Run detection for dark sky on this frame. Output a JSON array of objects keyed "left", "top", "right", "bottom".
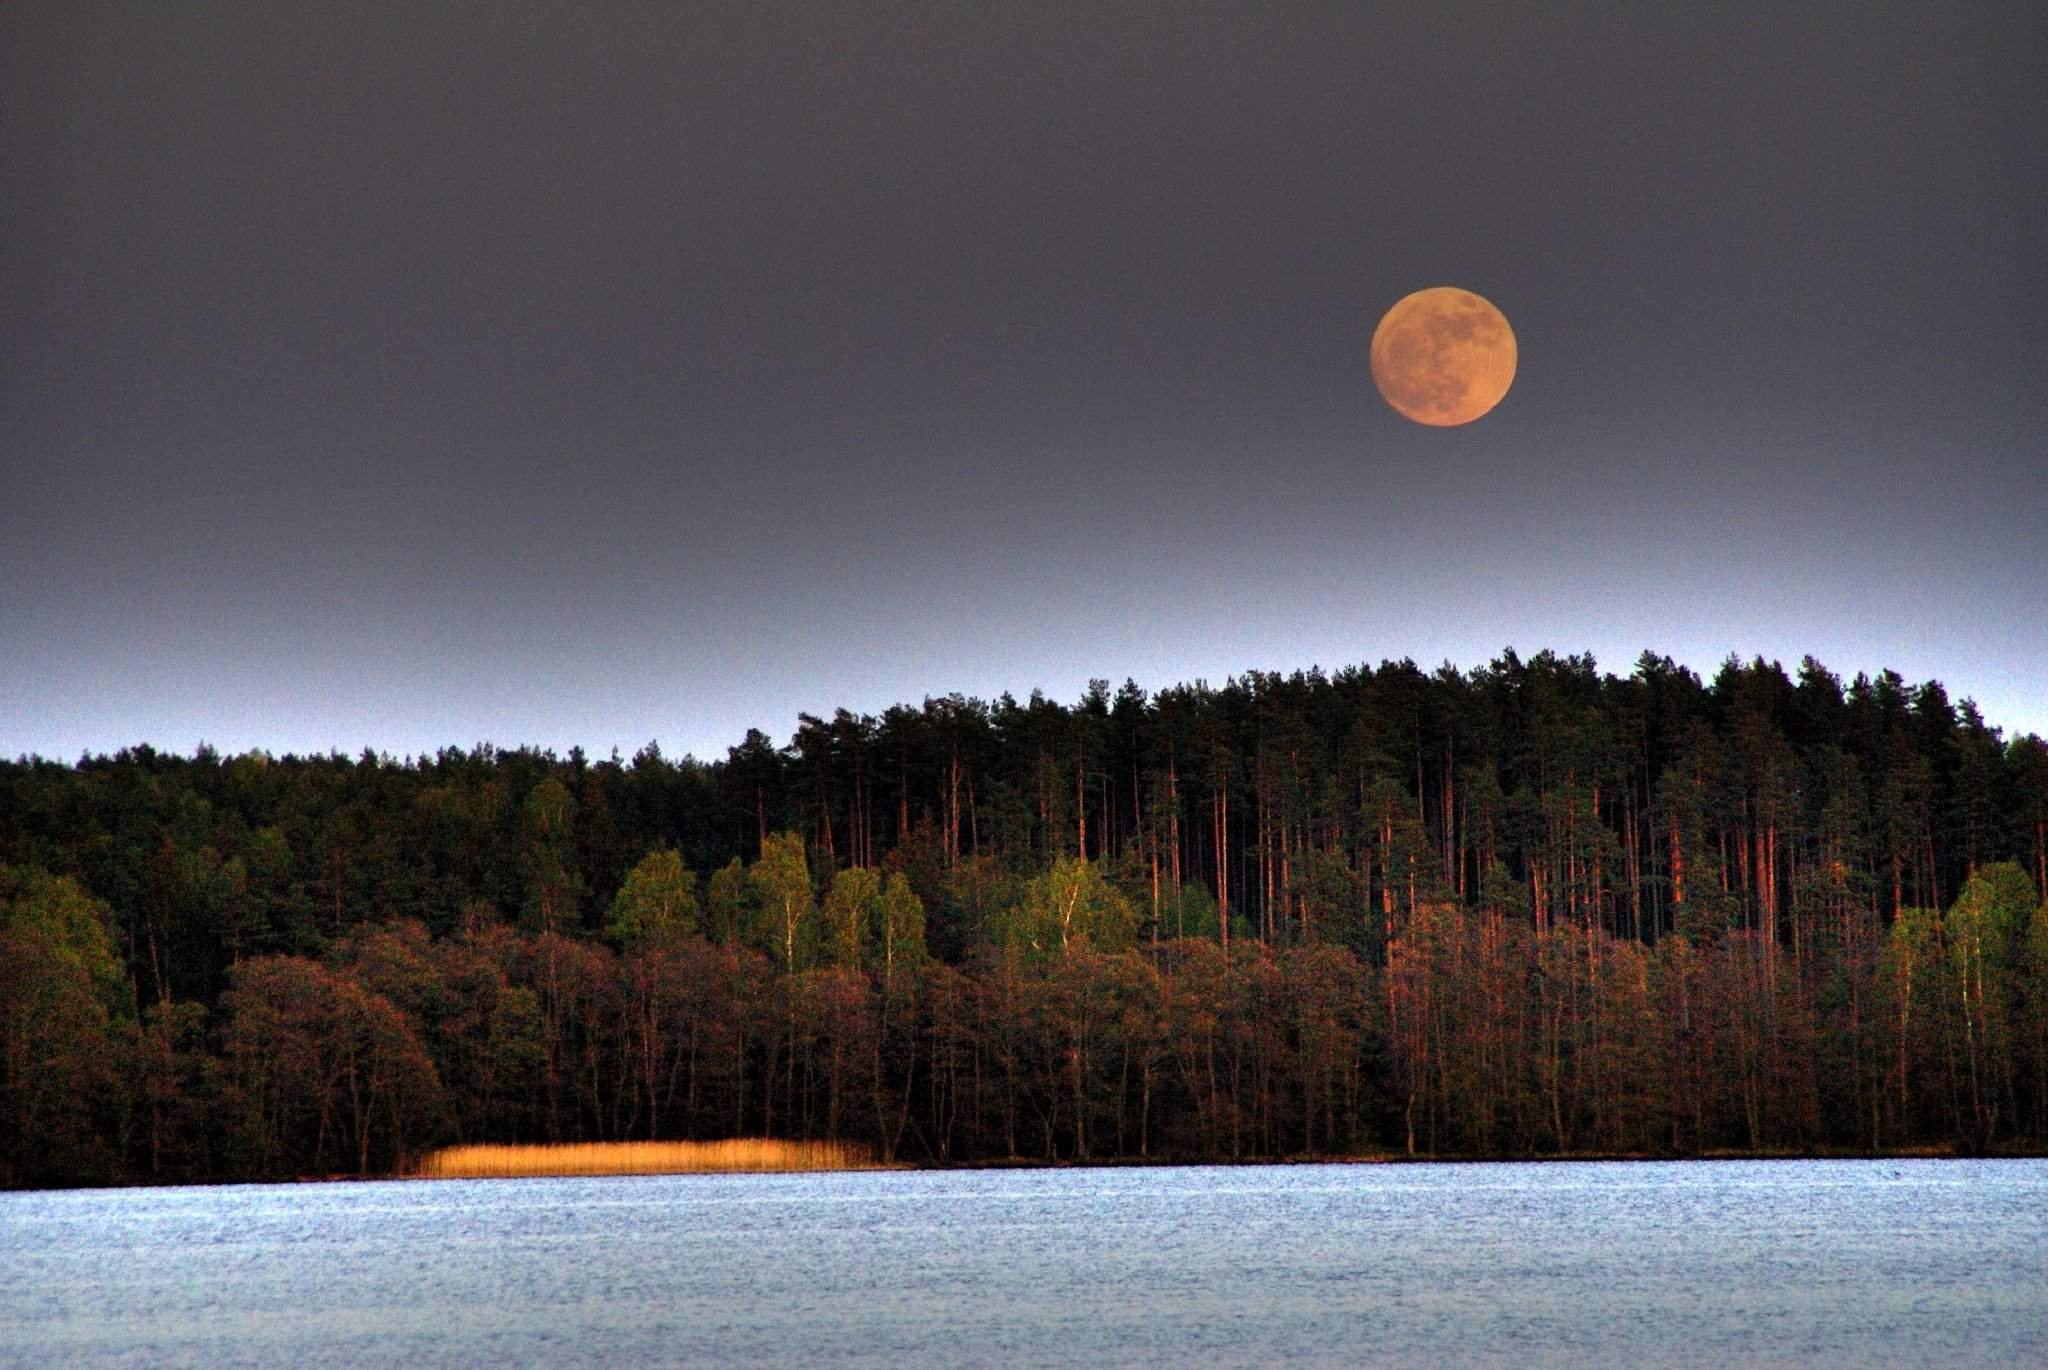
[{"left": 6, "top": 3, "right": 2044, "bottom": 761}]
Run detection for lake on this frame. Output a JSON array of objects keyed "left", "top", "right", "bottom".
[{"left": 3, "top": 1160, "right": 2044, "bottom": 1366}]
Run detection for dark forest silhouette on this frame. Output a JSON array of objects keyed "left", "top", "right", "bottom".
[{"left": 5, "top": 649, "right": 2046, "bottom": 1186}]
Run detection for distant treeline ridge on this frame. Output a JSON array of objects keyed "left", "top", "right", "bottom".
[{"left": 3, "top": 649, "right": 2046, "bottom": 1186}]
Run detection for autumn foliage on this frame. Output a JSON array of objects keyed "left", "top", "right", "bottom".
[{"left": 4, "top": 650, "right": 2048, "bottom": 1186}]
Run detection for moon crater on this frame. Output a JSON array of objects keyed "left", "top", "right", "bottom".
[{"left": 1370, "top": 287, "right": 1517, "bottom": 426}]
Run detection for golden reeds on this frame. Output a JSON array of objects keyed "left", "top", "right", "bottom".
[{"left": 412, "top": 1137, "right": 876, "bottom": 1179}]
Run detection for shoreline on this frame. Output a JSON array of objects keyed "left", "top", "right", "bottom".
[{"left": 16, "top": 1144, "right": 2047, "bottom": 1194}]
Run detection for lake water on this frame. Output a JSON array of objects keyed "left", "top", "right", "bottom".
[{"left": 3, "top": 1160, "right": 2044, "bottom": 1367}]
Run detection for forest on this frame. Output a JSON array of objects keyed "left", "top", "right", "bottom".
[{"left": 4, "top": 649, "right": 2047, "bottom": 1187}]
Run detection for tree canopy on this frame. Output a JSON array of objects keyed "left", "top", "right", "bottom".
[{"left": 4, "top": 648, "right": 2047, "bottom": 1185}]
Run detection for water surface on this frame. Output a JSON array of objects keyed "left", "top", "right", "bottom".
[{"left": 4, "top": 1160, "right": 2043, "bottom": 1366}]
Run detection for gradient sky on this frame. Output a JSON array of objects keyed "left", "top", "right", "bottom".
[{"left": 6, "top": 3, "right": 2044, "bottom": 762}]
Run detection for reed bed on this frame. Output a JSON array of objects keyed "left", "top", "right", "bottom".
[{"left": 413, "top": 1138, "right": 876, "bottom": 1179}]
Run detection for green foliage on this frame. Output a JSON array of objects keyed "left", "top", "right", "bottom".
[
  {"left": 606, "top": 849, "right": 700, "bottom": 948},
  {"left": 0, "top": 870, "right": 129, "bottom": 1184},
  {"left": 1948, "top": 862, "right": 2036, "bottom": 977},
  {"left": 1294, "top": 846, "right": 1363, "bottom": 940},
  {"left": 1885, "top": 905, "right": 1942, "bottom": 981},
  {"left": 705, "top": 857, "right": 760, "bottom": 948},
  {"left": 520, "top": 778, "right": 583, "bottom": 933},
  {"left": 994, "top": 857, "right": 1136, "bottom": 962},
  {"left": 1944, "top": 863, "right": 2038, "bottom": 1140},
  {"left": 0, "top": 866, "right": 129, "bottom": 1018},
  {"left": 878, "top": 871, "right": 926, "bottom": 979},
  {"left": 1165, "top": 882, "right": 1219, "bottom": 943},
  {"left": 6, "top": 651, "right": 2048, "bottom": 1181},
  {"left": 751, "top": 832, "right": 815, "bottom": 974},
  {"left": 822, "top": 866, "right": 881, "bottom": 970}
]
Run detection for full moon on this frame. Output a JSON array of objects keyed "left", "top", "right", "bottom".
[{"left": 1370, "top": 286, "right": 1517, "bottom": 426}]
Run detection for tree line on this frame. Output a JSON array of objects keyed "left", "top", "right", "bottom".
[{"left": 4, "top": 649, "right": 2046, "bottom": 1186}]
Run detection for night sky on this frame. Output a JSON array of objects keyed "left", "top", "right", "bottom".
[{"left": 6, "top": 3, "right": 2044, "bottom": 762}]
